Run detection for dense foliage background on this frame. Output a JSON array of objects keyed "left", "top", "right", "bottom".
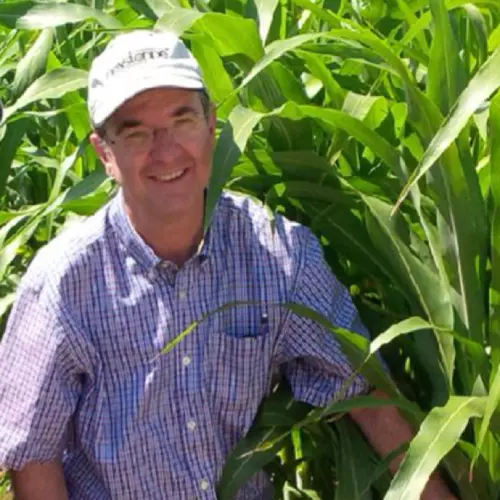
[{"left": 1, "top": 0, "right": 500, "bottom": 498}]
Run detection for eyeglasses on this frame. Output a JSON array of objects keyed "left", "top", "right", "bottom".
[{"left": 106, "top": 112, "right": 207, "bottom": 154}]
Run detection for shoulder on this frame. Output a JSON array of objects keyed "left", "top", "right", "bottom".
[
  {"left": 215, "top": 190, "right": 315, "bottom": 268},
  {"left": 19, "top": 201, "right": 113, "bottom": 299}
]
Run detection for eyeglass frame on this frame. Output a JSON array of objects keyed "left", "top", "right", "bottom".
[{"left": 95, "top": 89, "right": 212, "bottom": 153}]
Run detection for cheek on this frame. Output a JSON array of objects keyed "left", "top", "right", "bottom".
[
  {"left": 195, "top": 135, "right": 214, "bottom": 165},
  {"left": 112, "top": 152, "right": 147, "bottom": 179}
]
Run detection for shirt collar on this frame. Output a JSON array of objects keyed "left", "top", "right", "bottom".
[{"left": 108, "top": 189, "right": 220, "bottom": 270}]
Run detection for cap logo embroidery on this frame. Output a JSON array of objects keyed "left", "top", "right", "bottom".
[{"left": 106, "top": 48, "right": 171, "bottom": 78}]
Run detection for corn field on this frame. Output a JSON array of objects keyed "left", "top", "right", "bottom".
[{"left": 1, "top": 0, "right": 500, "bottom": 498}]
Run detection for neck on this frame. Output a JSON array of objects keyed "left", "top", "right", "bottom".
[{"left": 125, "top": 199, "right": 204, "bottom": 268}]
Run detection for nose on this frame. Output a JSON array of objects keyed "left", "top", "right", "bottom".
[{"left": 149, "top": 128, "right": 183, "bottom": 159}]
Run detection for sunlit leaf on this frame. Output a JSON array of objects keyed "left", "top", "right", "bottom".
[
  {"left": 385, "top": 397, "right": 487, "bottom": 500},
  {"left": 3, "top": 67, "right": 88, "bottom": 122}
]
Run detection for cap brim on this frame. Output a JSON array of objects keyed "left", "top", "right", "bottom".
[{"left": 92, "top": 73, "right": 204, "bottom": 128}]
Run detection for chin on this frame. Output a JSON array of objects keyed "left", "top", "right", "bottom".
[{"left": 153, "top": 201, "right": 194, "bottom": 220}]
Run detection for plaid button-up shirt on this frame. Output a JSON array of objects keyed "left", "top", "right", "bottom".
[{"left": 0, "top": 190, "right": 370, "bottom": 499}]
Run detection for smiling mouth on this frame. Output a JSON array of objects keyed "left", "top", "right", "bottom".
[{"left": 150, "top": 169, "right": 187, "bottom": 183}]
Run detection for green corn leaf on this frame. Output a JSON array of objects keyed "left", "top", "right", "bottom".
[
  {"left": 255, "top": 385, "right": 312, "bottom": 428},
  {"left": 363, "top": 196, "right": 453, "bottom": 403},
  {"left": 266, "top": 181, "right": 355, "bottom": 206},
  {"left": 47, "top": 52, "right": 90, "bottom": 142},
  {"left": 237, "top": 33, "right": 323, "bottom": 94},
  {"left": 49, "top": 137, "right": 89, "bottom": 203},
  {"left": 204, "top": 100, "right": 412, "bottom": 247},
  {"left": 427, "top": 0, "right": 467, "bottom": 115},
  {"left": 395, "top": 44, "right": 500, "bottom": 209},
  {"left": 0, "top": 1, "right": 33, "bottom": 29},
  {"left": 0, "top": 118, "right": 29, "bottom": 198},
  {"left": 0, "top": 213, "right": 31, "bottom": 249},
  {"left": 156, "top": 10, "right": 264, "bottom": 62},
  {"left": 154, "top": 6, "right": 201, "bottom": 35},
  {"left": 312, "top": 395, "right": 421, "bottom": 423},
  {"left": 0, "top": 62, "right": 17, "bottom": 80},
  {"left": 334, "top": 418, "right": 377, "bottom": 500},
  {"left": 0, "top": 1, "right": 122, "bottom": 30},
  {"left": 252, "top": 0, "right": 279, "bottom": 45},
  {"left": 488, "top": 91, "right": 500, "bottom": 369},
  {"left": 460, "top": 3, "right": 489, "bottom": 71},
  {"left": 61, "top": 167, "right": 109, "bottom": 206},
  {"left": 471, "top": 367, "right": 500, "bottom": 475},
  {"left": 385, "top": 397, "right": 488, "bottom": 500},
  {"left": 0, "top": 293, "right": 15, "bottom": 322},
  {"left": 369, "top": 316, "right": 484, "bottom": 377},
  {"left": 290, "top": 0, "right": 342, "bottom": 28},
  {"left": 294, "top": 50, "right": 345, "bottom": 108},
  {"left": 144, "top": 0, "right": 180, "bottom": 18},
  {"left": 369, "top": 317, "right": 449, "bottom": 356},
  {"left": 363, "top": 196, "right": 453, "bottom": 330},
  {"left": 204, "top": 106, "right": 264, "bottom": 231},
  {"left": 0, "top": 204, "right": 49, "bottom": 281},
  {"left": 217, "top": 385, "right": 311, "bottom": 500},
  {"left": 394, "top": 90, "right": 485, "bottom": 391},
  {"left": 189, "top": 36, "right": 237, "bottom": 118},
  {"left": 305, "top": 202, "right": 402, "bottom": 286},
  {"left": 394, "top": 0, "right": 429, "bottom": 53},
  {"left": 235, "top": 29, "right": 412, "bottom": 102},
  {"left": 204, "top": 101, "right": 412, "bottom": 240},
  {"left": 341, "top": 93, "right": 390, "bottom": 130},
  {"left": 3, "top": 67, "right": 88, "bottom": 122},
  {"left": 11, "top": 28, "right": 54, "bottom": 100}
]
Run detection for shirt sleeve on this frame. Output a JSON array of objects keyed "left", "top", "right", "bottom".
[
  {"left": 0, "top": 271, "right": 84, "bottom": 470},
  {"left": 276, "top": 229, "right": 373, "bottom": 408}
]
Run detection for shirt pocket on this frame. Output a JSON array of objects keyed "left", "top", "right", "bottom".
[{"left": 206, "top": 332, "right": 271, "bottom": 414}]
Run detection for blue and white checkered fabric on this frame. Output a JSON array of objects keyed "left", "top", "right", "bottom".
[{"left": 0, "top": 190, "right": 370, "bottom": 499}]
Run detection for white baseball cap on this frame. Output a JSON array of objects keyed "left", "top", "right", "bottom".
[{"left": 88, "top": 30, "right": 205, "bottom": 127}]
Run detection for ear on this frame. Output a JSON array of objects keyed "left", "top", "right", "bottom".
[{"left": 90, "top": 131, "right": 120, "bottom": 181}]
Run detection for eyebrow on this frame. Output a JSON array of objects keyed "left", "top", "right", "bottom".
[
  {"left": 114, "top": 105, "right": 201, "bottom": 136},
  {"left": 115, "top": 119, "right": 143, "bottom": 136},
  {"left": 171, "top": 105, "right": 200, "bottom": 118}
]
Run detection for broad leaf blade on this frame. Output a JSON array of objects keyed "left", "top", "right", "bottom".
[
  {"left": 395, "top": 45, "right": 500, "bottom": 207},
  {"left": 488, "top": 91, "right": 500, "bottom": 369},
  {"left": 157, "top": 11, "right": 264, "bottom": 62},
  {"left": 217, "top": 386, "right": 310, "bottom": 500},
  {"left": 0, "top": 118, "right": 29, "bottom": 198},
  {"left": 0, "top": 1, "right": 122, "bottom": 30},
  {"left": 385, "top": 397, "right": 487, "bottom": 500},
  {"left": 253, "top": 0, "right": 280, "bottom": 44},
  {"left": 471, "top": 367, "right": 500, "bottom": 474},
  {"left": 3, "top": 67, "right": 88, "bottom": 121},
  {"left": 11, "top": 28, "right": 54, "bottom": 100},
  {"left": 427, "top": 0, "right": 467, "bottom": 115},
  {"left": 204, "top": 106, "right": 263, "bottom": 230}
]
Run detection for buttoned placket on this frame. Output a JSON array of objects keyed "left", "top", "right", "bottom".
[
  {"left": 174, "top": 263, "right": 201, "bottom": 448},
  {"left": 152, "top": 257, "right": 215, "bottom": 494}
]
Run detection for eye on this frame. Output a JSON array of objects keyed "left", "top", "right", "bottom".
[
  {"left": 174, "top": 114, "right": 197, "bottom": 129},
  {"left": 123, "top": 128, "right": 151, "bottom": 143}
]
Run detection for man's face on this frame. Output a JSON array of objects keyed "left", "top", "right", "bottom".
[{"left": 92, "top": 88, "right": 216, "bottom": 225}]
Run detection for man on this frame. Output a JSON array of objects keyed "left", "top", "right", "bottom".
[{"left": 0, "top": 31, "right": 455, "bottom": 499}]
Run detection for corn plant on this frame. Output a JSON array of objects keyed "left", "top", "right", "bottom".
[{"left": 1, "top": 0, "right": 500, "bottom": 499}]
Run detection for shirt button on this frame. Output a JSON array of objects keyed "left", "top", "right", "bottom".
[
  {"left": 182, "top": 356, "right": 191, "bottom": 367},
  {"left": 187, "top": 420, "right": 197, "bottom": 431},
  {"left": 161, "top": 261, "right": 170, "bottom": 269},
  {"left": 200, "top": 479, "right": 209, "bottom": 491},
  {"left": 178, "top": 290, "right": 187, "bottom": 299}
]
